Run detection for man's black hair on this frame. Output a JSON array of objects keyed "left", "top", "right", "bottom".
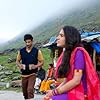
[{"left": 24, "top": 34, "right": 33, "bottom": 41}]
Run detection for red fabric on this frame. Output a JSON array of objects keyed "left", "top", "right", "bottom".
[
  {"left": 55, "top": 52, "right": 63, "bottom": 78},
  {"left": 68, "top": 47, "right": 100, "bottom": 100},
  {"left": 55, "top": 47, "right": 100, "bottom": 100}
]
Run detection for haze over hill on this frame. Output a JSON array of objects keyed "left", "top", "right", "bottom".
[
  {"left": 0, "top": 0, "right": 100, "bottom": 51},
  {"left": 1, "top": 0, "right": 84, "bottom": 44}
]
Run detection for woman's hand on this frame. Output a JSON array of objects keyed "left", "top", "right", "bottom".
[
  {"left": 44, "top": 90, "right": 53, "bottom": 100},
  {"left": 45, "top": 90, "right": 53, "bottom": 97},
  {"left": 44, "top": 95, "right": 52, "bottom": 100}
]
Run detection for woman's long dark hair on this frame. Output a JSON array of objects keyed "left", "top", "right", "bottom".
[{"left": 58, "top": 26, "right": 82, "bottom": 78}]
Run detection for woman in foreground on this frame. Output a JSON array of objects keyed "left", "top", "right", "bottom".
[{"left": 44, "top": 26, "right": 100, "bottom": 100}]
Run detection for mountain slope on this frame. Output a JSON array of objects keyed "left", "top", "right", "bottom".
[{"left": 0, "top": 0, "right": 100, "bottom": 51}]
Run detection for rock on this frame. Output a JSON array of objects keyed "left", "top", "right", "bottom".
[
  {"left": 11, "top": 80, "right": 22, "bottom": 87},
  {"left": 12, "top": 76, "right": 20, "bottom": 80},
  {"left": 5, "top": 71, "right": 13, "bottom": 75},
  {"left": 0, "top": 71, "right": 5, "bottom": 75},
  {"left": 8, "top": 58, "right": 16, "bottom": 63},
  {"left": 0, "top": 65, "right": 4, "bottom": 70},
  {"left": 0, "top": 82, "right": 7, "bottom": 86},
  {"left": 0, "top": 74, "right": 6, "bottom": 80},
  {"left": 1, "top": 77, "right": 9, "bottom": 82}
]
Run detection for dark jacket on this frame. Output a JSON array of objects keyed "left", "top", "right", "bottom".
[
  {"left": 20, "top": 47, "right": 38, "bottom": 75},
  {"left": 37, "top": 68, "right": 45, "bottom": 81}
]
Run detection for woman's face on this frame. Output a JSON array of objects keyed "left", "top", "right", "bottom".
[{"left": 56, "top": 29, "right": 65, "bottom": 47}]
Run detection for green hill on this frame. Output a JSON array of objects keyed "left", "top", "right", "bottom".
[
  {"left": 0, "top": 0, "right": 100, "bottom": 86},
  {"left": 0, "top": 0, "right": 100, "bottom": 51}
]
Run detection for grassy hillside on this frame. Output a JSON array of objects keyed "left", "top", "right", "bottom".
[
  {"left": 30, "top": 1, "right": 100, "bottom": 42},
  {"left": 0, "top": 1, "right": 100, "bottom": 87},
  {"left": 1, "top": 0, "right": 99, "bottom": 51},
  {"left": 0, "top": 1, "right": 100, "bottom": 50},
  {"left": 0, "top": 48, "right": 52, "bottom": 85}
]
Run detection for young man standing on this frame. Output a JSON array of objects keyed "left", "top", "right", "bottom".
[{"left": 16, "top": 34, "right": 44, "bottom": 100}]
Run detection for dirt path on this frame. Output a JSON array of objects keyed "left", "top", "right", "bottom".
[{"left": 0, "top": 91, "right": 44, "bottom": 100}]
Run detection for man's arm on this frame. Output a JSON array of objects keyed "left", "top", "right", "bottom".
[
  {"left": 35, "top": 50, "right": 44, "bottom": 68},
  {"left": 16, "top": 51, "right": 24, "bottom": 70}
]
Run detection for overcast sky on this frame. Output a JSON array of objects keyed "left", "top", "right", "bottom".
[{"left": 0, "top": 0, "right": 96, "bottom": 44}]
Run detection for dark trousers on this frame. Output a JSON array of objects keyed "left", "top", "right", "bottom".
[{"left": 22, "top": 74, "right": 36, "bottom": 99}]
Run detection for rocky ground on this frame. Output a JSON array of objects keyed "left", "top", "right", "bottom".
[{"left": 0, "top": 91, "right": 44, "bottom": 100}]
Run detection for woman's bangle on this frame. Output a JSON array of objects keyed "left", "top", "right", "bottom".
[
  {"left": 57, "top": 88, "right": 62, "bottom": 94},
  {"left": 52, "top": 89, "right": 58, "bottom": 95},
  {"left": 52, "top": 88, "right": 62, "bottom": 96}
]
